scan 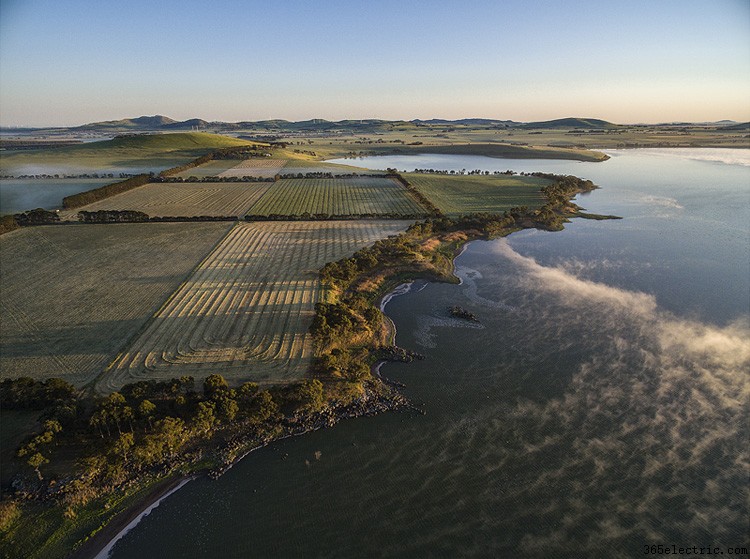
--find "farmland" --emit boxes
[404,173,550,216]
[217,159,287,178]
[174,160,239,178]
[97,220,412,391]
[280,159,382,175]
[58,181,273,219]
[0,132,257,176]
[247,177,428,217]
[0,222,232,386]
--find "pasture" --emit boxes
[404,173,549,216]
[98,220,412,391]
[247,177,428,217]
[174,160,239,178]
[0,132,256,176]
[0,222,232,387]
[280,159,382,176]
[218,159,287,178]
[58,181,273,219]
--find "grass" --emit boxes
[404,143,609,162]
[1,473,183,559]
[97,220,412,392]
[58,181,273,219]
[217,159,287,178]
[0,133,256,176]
[0,222,232,387]
[0,410,41,488]
[247,177,428,217]
[404,173,550,217]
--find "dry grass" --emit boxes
[58,181,273,219]
[0,223,232,386]
[247,177,428,216]
[218,159,287,178]
[97,220,412,391]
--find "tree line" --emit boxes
[1,374,325,518]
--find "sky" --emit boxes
[0,0,748,127]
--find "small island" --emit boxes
[0,133,618,559]
[449,306,480,323]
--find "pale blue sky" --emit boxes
[1,0,748,126]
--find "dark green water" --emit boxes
[108,150,749,558]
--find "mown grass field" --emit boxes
[59,181,273,219]
[97,220,412,391]
[174,159,239,178]
[0,132,256,176]
[404,173,550,216]
[217,158,287,178]
[0,222,232,386]
[247,177,428,217]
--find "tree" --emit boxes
[112,432,134,462]
[193,401,216,435]
[139,399,156,429]
[203,374,229,399]
[214,394,239,422]
[27,452,49,480]
[238,382,259,403]
[246,391,278,424]
[295,380,325,413]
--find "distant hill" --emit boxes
[80,132,255,151]
[412,118,517,126]
[77,115,211,131]
[522,118,618,129]
[163,118,210,130]
[719,121,749,131]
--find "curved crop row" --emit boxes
[97,220,412,392]
[0,223,233,386]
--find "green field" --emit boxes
[0,222,232,386]
[0,132,256,176]
[97,220,412,391]
[404,173,549,216]
[174,159,240,178]
[247,177,428,217]
[59,181,273,219]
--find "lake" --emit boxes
[0,179,113,214]
[108,149,749,558]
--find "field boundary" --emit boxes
[90,222,237,391]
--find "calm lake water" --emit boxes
[0,179,114,215]
[109,149,749,558]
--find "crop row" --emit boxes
[0,223,232,386]
[97,220,412,391]
[404,173,549,217]
[59,182,273,219]
[218,159,287,178]
[247,177,428,217]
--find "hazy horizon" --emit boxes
[1,0,748,127]
[0,114,746,130]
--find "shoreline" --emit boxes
[80,275,441,559]
[73,385,413,559]
[7,175,605,559]
[72,475,194,559]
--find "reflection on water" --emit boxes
[0,179,112,214]
[110,150,749,558]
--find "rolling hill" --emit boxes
[522,118,618,129]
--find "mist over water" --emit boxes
[110,150,749,558]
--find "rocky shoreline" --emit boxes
[73,379,417,559]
